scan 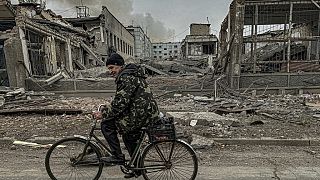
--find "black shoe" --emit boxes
[101,155,125,165]
[124,171,141,179]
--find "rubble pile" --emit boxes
[146,59,208,75]
[1,88,320,141]
[0,87,108,115]
[158,93,320,140]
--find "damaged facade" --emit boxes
[66,6,134,61]
[218,0,320,94]
[181,23,219,60]
[0,1,134,90]
[126,25,152,60]
[0,0,105,88]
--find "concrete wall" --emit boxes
[4,37,27,87]
[126,26,152,60]
[26,78,116,91]
[181,35,219,59]
[190,24,210,36]
[102,6,134,60]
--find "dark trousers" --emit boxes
[101,119,142,158]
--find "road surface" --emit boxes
[1,142,320,179]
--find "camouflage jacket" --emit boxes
[104,64,159,132]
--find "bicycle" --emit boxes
[45,105,198,180]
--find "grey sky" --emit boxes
[12,0,233,42]
[132,0,233,41]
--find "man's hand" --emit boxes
[92,111,103,120]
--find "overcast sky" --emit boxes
[12,0,233,42]
[131,0,233,41]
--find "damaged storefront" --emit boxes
[181,23,219,60]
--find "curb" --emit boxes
[212,138,320,146]
[1,137,320,147]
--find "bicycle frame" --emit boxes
[75,104,173,172]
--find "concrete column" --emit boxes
[287,3,293,73]
[253,4,258,73]
[230,1,245,89]
[317,10,320,60]
[186,42,189,58]
[50,36,57,73]
[45,36,57,74]
[18,27,31,76]
[4,37,27,87]
[65,39,73,73]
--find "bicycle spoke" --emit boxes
[45,138,103,180]
[141,140,198,180]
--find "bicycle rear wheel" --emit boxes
[140,140,198,180]
[45,137,103,180]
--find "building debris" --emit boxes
[44,69,69,85]
[141,64,169,76]
[13,140,65,148]
[190,134,218,149]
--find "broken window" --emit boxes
[0,42,9,86]
[202,44,214,55]
[25,30,46,76]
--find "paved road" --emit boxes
[1,143,320,180]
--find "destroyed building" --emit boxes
[0,0,107,89]
[152,42,181,60]
[218,0,320,94]
[181,23,219,60]
[0,0,136,92]
[126,26,152,60]
[65,6,134,61]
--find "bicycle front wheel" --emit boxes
[45,137,103,180]
[140,140,198,180]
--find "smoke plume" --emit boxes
[46,0,175,42]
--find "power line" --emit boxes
[53,7,76,14]
[158,27,189,42]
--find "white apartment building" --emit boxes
[152,42,181,60]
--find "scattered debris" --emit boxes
[13,140,65,148]
[190,120,198,127]
[250,120,264,126]
[190,134,219,149]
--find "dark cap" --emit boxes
[106,53,125,66]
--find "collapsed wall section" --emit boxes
[219,0,320,94]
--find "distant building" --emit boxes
[126,26,152,60]
[152,42,181,60]
[181,23,219,59]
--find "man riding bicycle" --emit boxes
[93,53,159,178]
